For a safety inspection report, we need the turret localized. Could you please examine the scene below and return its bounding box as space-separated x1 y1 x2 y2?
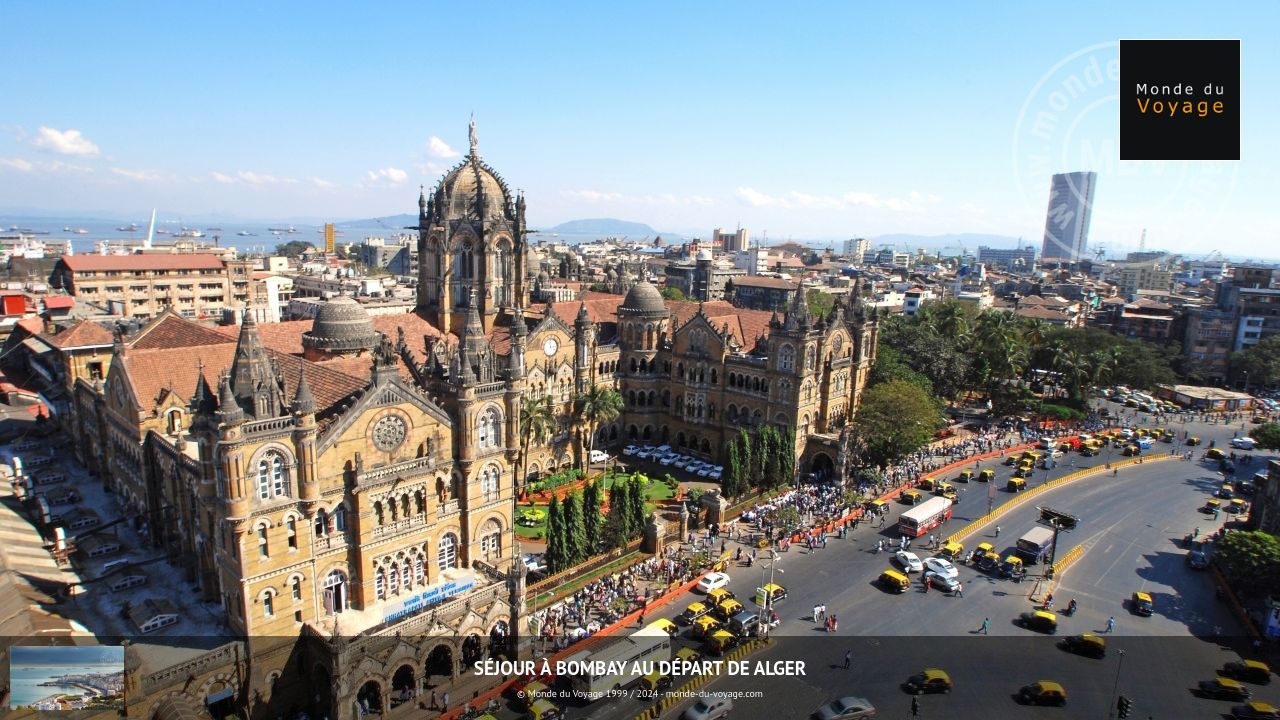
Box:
217 375 244 428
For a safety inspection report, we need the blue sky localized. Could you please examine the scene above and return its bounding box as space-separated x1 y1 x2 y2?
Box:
1 2 1276 256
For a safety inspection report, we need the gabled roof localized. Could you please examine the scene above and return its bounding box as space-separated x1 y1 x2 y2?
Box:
732 276 796 290
668 300 773 351
59 253 225 272
43 320 114 349
129 312 236 350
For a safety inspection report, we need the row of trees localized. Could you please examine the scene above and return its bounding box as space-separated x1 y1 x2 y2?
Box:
517 384 625 488
722 425 797 500
544 476 649 574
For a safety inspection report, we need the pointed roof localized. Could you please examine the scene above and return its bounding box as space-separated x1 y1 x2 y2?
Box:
291 360 316 414
43 320 114 350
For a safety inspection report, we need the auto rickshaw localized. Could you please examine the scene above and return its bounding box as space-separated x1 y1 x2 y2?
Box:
1187 436 1201 446
1007 477 1027 492
1131 591 1154 616
1203 499 1223 514
705 629 740 655
1229 498 1249 514
637 670 673 693
901 489 923 505
681 601 711 623
918 477 937 492
756 583 788 606
1001 554 1025 579
706 587 735 606
957 469 974 483
647 618 680 637
1060 633 1106 658
939 540 964 560
525 699 565 720
689 614 721 639
714 598 745 622
978 469 996 482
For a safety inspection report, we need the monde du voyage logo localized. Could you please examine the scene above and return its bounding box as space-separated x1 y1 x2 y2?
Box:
1120 39 1240 160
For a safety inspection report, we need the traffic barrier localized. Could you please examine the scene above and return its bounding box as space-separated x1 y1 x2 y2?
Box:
946 452 1176 546
631 638 773 720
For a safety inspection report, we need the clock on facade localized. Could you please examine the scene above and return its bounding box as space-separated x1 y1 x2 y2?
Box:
543 337 559 357
372 415 408 451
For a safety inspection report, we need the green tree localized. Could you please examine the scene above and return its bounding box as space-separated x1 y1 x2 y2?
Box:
573 384 625 471
723 439 743 500
779 426 796 486
738 429 754 495
762 425 782 487
750 427 769 488
1230 335 1280 388
582 481 603 554
852 379 946 469
274 240 315 257
517 394 556 490
806 289 835 318
660 286 686 301
869 345 936 396
545 495 566 573
604 480 630 549
1214 530 1280 599
1249 422 1280 451
626 474 646 539
562 490 587 566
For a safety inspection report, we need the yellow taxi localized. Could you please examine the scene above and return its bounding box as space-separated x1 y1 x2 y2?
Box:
714 599 745 622
637 670 672 693
526 699 565 720
519 681 550 710
939 540 964 560
704 629 739 655
1001 555 1025 578
957 470 975 483
1131 591 1154 616
978 469 996 482
1204 499 1223 513
681 601 711 623
1007 477 1027 491
918 477 938 492
706 588 735 607
1060 633 1106 658
1123 444 1141 456
756 583 787 605
689 615 722 639
903 668 952 695
647 618 679 636
901 489 923 505
1019 680 1067 706
1230 498 1249 514
1187 436 1201 446
879 569 910 593
936 483 958 500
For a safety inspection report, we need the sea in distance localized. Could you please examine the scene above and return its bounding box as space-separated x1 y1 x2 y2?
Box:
8 664 121 707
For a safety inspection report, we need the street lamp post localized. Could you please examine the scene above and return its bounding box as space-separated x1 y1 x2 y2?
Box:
757 550 781 637
1107 648 1125 719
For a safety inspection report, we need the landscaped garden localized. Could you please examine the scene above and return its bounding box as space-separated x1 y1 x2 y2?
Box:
514 471 678 541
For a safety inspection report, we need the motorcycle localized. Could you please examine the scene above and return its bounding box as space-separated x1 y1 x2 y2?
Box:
1065 600 1078 616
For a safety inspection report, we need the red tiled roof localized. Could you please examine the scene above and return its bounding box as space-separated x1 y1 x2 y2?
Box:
212 319 310 354
1015 305 1070 321
44 320 114 349
60 253 225 272
544 292 626 325
668 300 773 349
129 313 235 350
15 317 43 335
43 296 75 310
732 276 796 290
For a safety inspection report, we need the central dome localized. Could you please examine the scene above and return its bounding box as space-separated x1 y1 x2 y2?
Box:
621 280 666 313
303 296 378 356
431 148 515 224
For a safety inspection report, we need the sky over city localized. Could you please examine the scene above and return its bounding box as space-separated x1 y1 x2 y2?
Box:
1 2 1276 255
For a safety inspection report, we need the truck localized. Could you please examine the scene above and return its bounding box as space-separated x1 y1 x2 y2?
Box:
1015 526 1055 564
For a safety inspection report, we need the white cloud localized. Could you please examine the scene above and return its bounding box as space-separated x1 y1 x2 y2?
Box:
426 136 460 159
33 127 100 156
562 189 623 203
735 187 914 211
417 162 448 177
0 158 33 172
366 167 408 185
559 189 714 208
211 171 235 184
237 170 296 186
310 177 335 189
111 167 161 181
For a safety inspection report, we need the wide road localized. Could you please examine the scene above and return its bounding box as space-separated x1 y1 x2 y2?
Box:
495 405 1273 720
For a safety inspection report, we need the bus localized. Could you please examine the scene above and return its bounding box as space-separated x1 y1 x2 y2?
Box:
568 624 672 701
897 496 953 538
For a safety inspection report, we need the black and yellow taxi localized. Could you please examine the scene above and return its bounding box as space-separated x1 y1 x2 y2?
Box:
1007 477 1027 491
1223 660 1272 685
918 477 938 492
1187 436 1202 446
903 668 952 695
1131 591 1154 617
901 489 923 505
939 540 964 560
1199 676 1252 701
1019 680 1067 706
706 587 735 607
525 699 565 720
704 628 739 655
675 647 702 664
637 669 673 693
689 614 721 639
1012 466 1033 479
1206 447 1226 460
978 469 996 482
957 469 974 483
879 569 910 593
518 681 551 710
757 583 788 605
647 618 679 636
1230 701 1280 720
1123 444 1141 456
714 598 745 622
1017 610 1057 634
1230 498 1249 514
1204 499 1223 514
681 601 712 624
1060 633 1106 658
936 482 958 501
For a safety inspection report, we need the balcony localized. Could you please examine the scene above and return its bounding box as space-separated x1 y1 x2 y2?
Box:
372 514 427 540
437 499 460 521
357 455 436 486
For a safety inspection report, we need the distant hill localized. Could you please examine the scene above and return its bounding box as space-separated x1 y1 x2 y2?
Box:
336 214 416 229
545 218 659 236
871 233 1026 251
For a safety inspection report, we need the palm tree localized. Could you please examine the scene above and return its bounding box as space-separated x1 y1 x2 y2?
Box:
930 300 972 344
517 394 555 491
573 384 624 474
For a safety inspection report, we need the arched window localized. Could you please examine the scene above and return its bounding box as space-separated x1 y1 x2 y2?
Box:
480 519 502 560
375 568 387 600
458 241 474 280
778 345 795 372
167 409 182 434
257 524 269 558
286 516 297 549
291 576 302 600
389 564 400 595
262 590 275 618
438 533 459 571
323 570 347 613
481 465 500 502
414 555 425 585
710 369 717 385
256 452 290 500
334 505 347 531
314 508 329 537
477 407 501 450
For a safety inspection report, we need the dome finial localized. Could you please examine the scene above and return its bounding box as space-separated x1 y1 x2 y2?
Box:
468 114 478 156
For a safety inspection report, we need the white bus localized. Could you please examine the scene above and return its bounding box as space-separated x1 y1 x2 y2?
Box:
898 496 953 538
568 624 672 701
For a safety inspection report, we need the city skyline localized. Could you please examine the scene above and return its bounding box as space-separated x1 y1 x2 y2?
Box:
0 2 1275 256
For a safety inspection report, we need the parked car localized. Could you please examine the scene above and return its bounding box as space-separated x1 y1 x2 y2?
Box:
622 445 639 456
1199 677 1253 701
589 450 609 464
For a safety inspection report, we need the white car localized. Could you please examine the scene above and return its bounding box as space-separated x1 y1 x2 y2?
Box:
709 467 723 480
923 557 958 579
673 456 691 469
815 696 877 720
656 444 672 454
696 572 731 593
1230 437 1256 450
622 445 639 456
636 448 654 460
686 461 706 473
659 454 679 466
589 450 609 464
894 551 923 573
683 695 733 720
697 465 717 478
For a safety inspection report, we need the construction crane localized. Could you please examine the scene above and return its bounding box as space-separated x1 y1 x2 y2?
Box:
1093 245 1107 262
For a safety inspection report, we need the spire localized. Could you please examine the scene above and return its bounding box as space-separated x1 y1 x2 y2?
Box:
418 185 427 217
191 360 217 414
785 284 811 332
463 287 484 340
511 304 528 338
229 310 285 419
217 374 244 427
291 360 316 415
576 299 590 326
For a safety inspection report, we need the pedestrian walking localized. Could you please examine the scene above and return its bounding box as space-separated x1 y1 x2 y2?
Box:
430 691 437 711
980 617 989 634
995 525 1001 538
813 605 821 623
955 582 963 598
843 650 851 669
1105 616 1115 633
